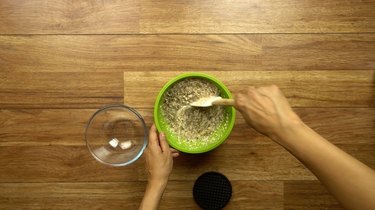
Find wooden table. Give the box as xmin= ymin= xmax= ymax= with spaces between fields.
xmin=0 ymin=1 xmax=374 ymax=209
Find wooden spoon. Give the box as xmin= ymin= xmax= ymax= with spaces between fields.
xmin=190 ymin=96 xmax=235 ymax=107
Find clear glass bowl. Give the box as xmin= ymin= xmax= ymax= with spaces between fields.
xmin=85 ymin=105 xmax=148 ymax=166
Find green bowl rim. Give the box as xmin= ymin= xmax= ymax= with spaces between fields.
xmin=153 ymin=72 xmax=236 ymax=154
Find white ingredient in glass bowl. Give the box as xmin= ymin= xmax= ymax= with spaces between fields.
xmin=120 ymin=140 xmax=132 ymax=150
xmin=109 ymin=138 xmax=119 ymax=148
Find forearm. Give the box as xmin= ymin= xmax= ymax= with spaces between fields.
xmin=272 ymin=122 xmax=375 ymax=210
xmin=139 ymin=180 xmax=168 ymax=210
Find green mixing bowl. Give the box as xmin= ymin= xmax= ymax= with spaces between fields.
xmin=154 ymin=72 xmax=236 ymax=154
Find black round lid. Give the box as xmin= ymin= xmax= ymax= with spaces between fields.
xmin=193 ymin=171 xmax=232 ymax=210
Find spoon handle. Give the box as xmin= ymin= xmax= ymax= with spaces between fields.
xmin=212 ymin=98 xmax=235 ymax=106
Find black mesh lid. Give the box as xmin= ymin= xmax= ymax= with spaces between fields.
xmin=193 ymin=171 xmax=232 ymax=210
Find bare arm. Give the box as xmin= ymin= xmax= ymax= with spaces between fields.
xmin=139 ymin=181 xmax=167 ymax=210
xmin=139 ymin=124 xmax=179 ymax=210
xmin=235 ymin=85 xmax=375 ymax=210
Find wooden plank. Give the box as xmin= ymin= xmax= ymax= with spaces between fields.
xmin=162 ymin=181 xmax=283 ymax=210
xmin=1 ymin=35 xmax=374 ymax=72
xmin=1 ymin=108 xmax=373 ymax=146
xmin=168 ymin=144 xmax=375 ymax=182
xmin=284 ymin=181 xmax=343 ymax=210
xmin=0 ymin=109 xmax=95 ymax=146
xmin=0 ymin=72 xmax=123 ymax=108
xmin=139 ymin=0 xmax=375 ymax=33
xmin=0 ymin=146 xmax=141 ymax=182
xmin=0 ymin=0 xmax=139 ymax=34
xmin=226 ymin=181 xmax=283 ymax=210
xmin=0 ymin=182 xmax=146 ymax=210
xmin=124 ymin=71 xmax=374 ymax=108
xmin=0 ymin=144 xmax=373 ymax=182
xmin=229 ymin=108 xmax=375 ymax=145
xmin=261 ymin=35 xmax=375 ymax=70
xmin=0 ymin=0 xmax=374 ymax=34
xmin=0 ymin=181 xmax=283 ymax=209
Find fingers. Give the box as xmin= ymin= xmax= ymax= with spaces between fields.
xmin=235 ymin=86 xmax=263 ymax=112
xmin=148 ymin=124 xmax=158 ymax=145
xmin=171 ymin=148 xmax=179 ymax=158
xmin=158 ymin=132 xmax=170 ymax=153
xmin=148 ymin=124 xmax=161 ymax=153
xmin=148 ymin=123 xmax=180 ymax=158
xmin=234 ymin=92 xmax=247 ymax=111
xmin=235 ymin=86 xmax=255 ymax=106
xmin=159 ymin=133 xmax=180 ymax=158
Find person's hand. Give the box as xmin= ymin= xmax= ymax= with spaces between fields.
xmin=144 ymin=124 xmax=179 ymax=185
xmin=139 ymin=124 xmax=179 ymax=210
xmin=234 ymin=85 xmax=302 ymax=137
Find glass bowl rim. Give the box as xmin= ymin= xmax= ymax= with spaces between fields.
xmin=85 ymin=104 xmax=148 ymax=167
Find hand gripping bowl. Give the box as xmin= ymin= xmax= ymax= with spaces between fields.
xmin=85 ymin=105 xmax=148 ymax=166
xmin=154 ymin=73 xmax=236 ymax=154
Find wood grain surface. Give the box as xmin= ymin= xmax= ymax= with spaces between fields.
xmin=124 ymin=71 xmax=375 ymax=108
xmin=0 ymin=181 xmax=282 ymax=209
xmin=284 ymin=181 xmax=343 ymax=210
xmin=139 ymin=0 xmax=375 ymax=34
xmin=1 ymin=0 xmax=374 ymax=209
xmin=1 ymin=0 xmax=374 ymax=34
xmin=0 ymin=144 xmax=373 ymax=183
xmin=1 ymin=35 xmax=374 ymax=72
xmin=0 ymin=0 xmax=140 ymax=34
xmin=0 ymin=180 xmax=344 ymax=209
xmin=0 ymin=72 xmax=123 ymax=108
xmin=1 ymin=108 xmax=373 ymax=146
